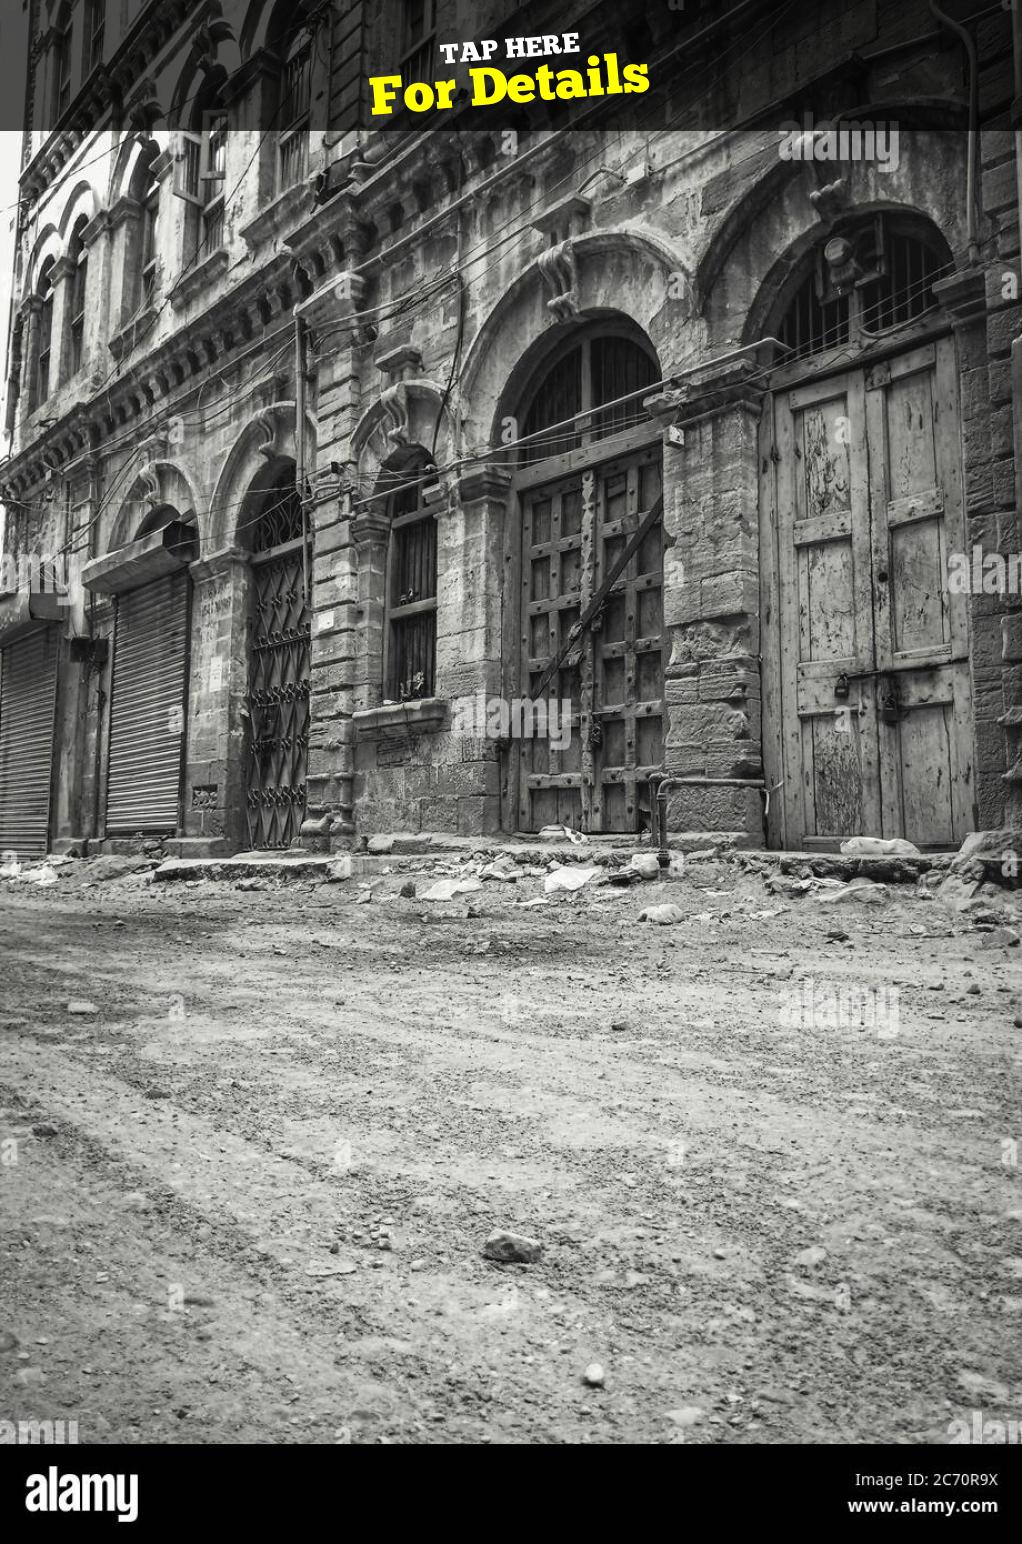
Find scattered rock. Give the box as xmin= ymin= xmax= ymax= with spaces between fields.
xmin=421 ymin=878 xmax=483 ymax=901
xmin=666 ymin=1405 xmax=704 ymax=1428
xmin=234 ymin=878 xmax=265 ymax=892
xmin=399 ymin=881 xmax=417 ymax=898
xmin=840 ymin=836 xmax=920 ymax=857
xmin=583 ymin=1363 xmax=605 ymax=1388
xmin=978 ymin=928 xmax=1020 ymax=949
xmin=816 ymin=881 xmax=889 ymax=906
xmin=67 ymin=1000 xmax=99 ymax=1016
xmin=966 ymin=983 xmax=981 ymax=996
xmin=629 ymin=853 xmax=660 ymax=880
xmin=638 ymin=904 xmax=685 ymax=925
xmin=792 ymin=1245 xmax=828 ymax=1268
xmin=325 ymin=856 xmax=353 ymax=882
xmin=30 ymin=1122 xmax=59 ymax=1138
xmin=544 ymin=866 xmax=599 ymax=894
xmin=0 ymin=1331 xmax=18 ymax=1353
xmin=482 ymin=1230 xmax=543 ymax=1264
xmin=305 ymin=1260 xmax=358 ymax=1277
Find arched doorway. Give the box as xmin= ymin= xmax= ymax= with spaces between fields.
xmin=105 ymin=507 xmax=197 ymax=836
xmin=759 ymin=215 xmax=974 ymax=849
xmin=241 ymin=459 xmax=310 ymax=849
xmin=507 ymin=319 xmax=664 ymax=834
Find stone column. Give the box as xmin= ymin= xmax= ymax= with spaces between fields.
xmin=47 ymin=254 xmax=74 ymax=388
xmin=297 ymin=260 xmax=370 ymax=849
xmin=16 ymin=297 xmax=40 ymax=435
xmin=184 ymin=546 xmax=252 ymax=854
xmin=653 ymin=357 xmax=766 ymax=842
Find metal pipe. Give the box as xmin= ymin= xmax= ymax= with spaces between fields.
xmin=650 ymin=773 xmax=769 ymax=867
xmin=294 ymin=311 xmax=309 ymax=601
xmin=928 ymin=0 xmax=980 ymax=266
xmin=1012 ymin=0 xmax=1022 ymax=265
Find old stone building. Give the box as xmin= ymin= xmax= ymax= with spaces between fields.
xmin=0 ymin=0 xmax=1020 ymax=856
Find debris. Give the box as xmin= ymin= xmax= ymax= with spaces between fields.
xmin=367 ymin=835 xmax=394 ymax=854
xmin=324 ymin=856 xmax=353 ymax=882
xmin=638 ymin=903 xmax=686 ymax=925
xmin=537 ymin=824 xmax=587 ymax=844
xmin=936 ymin=875 xmax=982 ymax=912
xmin=0 ymin=857 xmax=21 ymax=880
xmin=544 ymin=866 xmax=599 ymax=893
xmin=479 ymin=861 xmax=518 ymax=883
xmin=766 ymin=875 xmax=815 ymax=898
xmin=421 ymin=877 xmax=484 ymax=901
xmin=583 ymin=1363 xmax=606 ymax=1387
xmin=666 ymin=1405 xmax=704 ymax=1428
xmin=815 ymin=881 xmax=889 ymax=906
xmin=629 ymin=853 xmax=660 ymax=880
xmin=235 ymin=878 xmax=265 ymax=892
xmin=481 ymin=1230 xmax=543 ymax=1264
xmin=978 ymin=928 xmax=1020 ymax=949
xmin=356 ymin=891 xmax=373 ymax=905
xmin=610 ymin=1021 xmax=628 ymax=1032
xmin=605 ymin=867 xmax=643 ymax=887
xmin=840 ymin=836 xmax=920 ymax=857
xmin=792 ymin=1245 xmax=828 ymax=1267
xmin=305 ymin=1259 xmax=358 ymax=1277
xmin=23 ymin=864 xmax=59 ymax=886
xmin=825 ymin=929 xmax=849 ymax=942
xmin=67 ymin=1000 xmax=99 ymax=1016
xmin=966 ymin=983 xmax=981 ymax=996
xmin=515 ymin=896 xmax=551 ymax=908
xmin=30 ymin=1122 xmax=58 ymax=1138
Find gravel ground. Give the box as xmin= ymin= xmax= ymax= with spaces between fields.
xmin=1 ymin=852 xmax=1021 ymax=1445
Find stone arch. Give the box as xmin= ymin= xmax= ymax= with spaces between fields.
xmin=693 ymin=130 xmax=972 ymax=350
xmin=25 ymin=224 xmax=61 ymax=295
xmin=208 ymin=401 xmax=317 ymax=552
xmin=108 ymin=130 xmax=169 ymax=202
xmin=351 ymin=381 xmax=458 ymax=498
xmin=107 ymin=462 xmax=200 ymax=555
xmin=56 ymin=180 xmax=98 ymax=241
xmin=459 ymin=228 xmax=690 ymax=457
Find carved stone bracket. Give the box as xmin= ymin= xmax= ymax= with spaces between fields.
xmin=538 ymin=241 xmax=579 ymax=320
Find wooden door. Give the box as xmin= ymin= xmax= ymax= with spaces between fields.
xmin=864 ymin=340 xmax=973 ymax=846
xmin=765 ymin=339 xmax=973 ymax=850
xmin=517 ymin=444 xmax=664 ymax=833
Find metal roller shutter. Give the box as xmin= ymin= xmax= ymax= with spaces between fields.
xmin=0 ymin=628 xmax=59 ymax=856
xmin=106 ymin=570 xmax=189 ymax=834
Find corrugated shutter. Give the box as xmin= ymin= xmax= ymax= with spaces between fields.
xmin=0 ymin=628 xmax=59 ymax=856
xmin=106 ymin=570 xmax=189 ymax=834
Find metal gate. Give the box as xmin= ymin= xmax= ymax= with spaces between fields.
xmin=246 ymin=534 xmax=310 ymax=849
xmin=0 ymin=627 xmax=59 ymax=856
xmin=106 ymin=570 xmax=190 ymax=834
xmin=518 ymin=444 xmax=664 ymax=833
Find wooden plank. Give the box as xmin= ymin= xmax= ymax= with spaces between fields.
xmin=759 ymin=391 xmax=787 ymax=849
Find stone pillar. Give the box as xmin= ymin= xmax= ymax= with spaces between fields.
xmin=47 ymin=254 xmax=74 ymax=388
xmin=16 ymin=298 xmax=40 ymax=435
xmin=654 ymin=358 xmax=766 ymax=842
xmin=183 ymin=546 xmax=252 ymax=854
xmin=934 ymin=267 xmax=1010 ymax=826
xmin=297 ymin=261 xmax=369 ymax=849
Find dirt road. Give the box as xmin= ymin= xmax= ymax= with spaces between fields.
xmin=2 ymin=853 xmax=1021 ymax=1445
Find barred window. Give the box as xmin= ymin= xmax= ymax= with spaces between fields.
xmin=279 ymin=34 xmax=311 ymax=191
xmin=520 ymin=326 xmax=658 ymax=464
xmin=384 ymin=457 xmax=438 ymax=701
xmin=67 ymin=215 xmax=88 ymax=377
xmin=777 ymin=218 xmax=948 ymax=364
xmin=35 ymin=259 xmax=54 ymax=406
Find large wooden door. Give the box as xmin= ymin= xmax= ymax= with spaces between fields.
xmin=766 ymin=337 xmax=973 ymax=850
xmin=517 ymin=444 xmax=664 ymax=833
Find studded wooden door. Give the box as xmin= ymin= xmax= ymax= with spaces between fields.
xmin=518 ymin=444 xmax=664 ymax=833
xmin=246 ymin=528 xmax=311 ymax=850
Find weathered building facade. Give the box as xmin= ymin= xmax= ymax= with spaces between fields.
xmin=1 ymin=0 xmax=1020 ymax=856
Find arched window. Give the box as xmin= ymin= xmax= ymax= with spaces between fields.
xmin=128 ymin=138 xmax=161 ymax=312
xmin=380 ymin=448 xmax=438 ymax=701
xmin=249 ymin=466 xmax=304 ymax=553
xmin=178 ymin=84 xmax=228 ymax=262
xmin=777 ymin=216 xmax=950 ymax=364
xmin=35 ymin=259 xmax=55 ymax=406
xmin=519 ymin=325 xmax=659 ymax=463
xmin=83 ymin=0 xmax=105 ymax=76
xmin=278 ymin=28 xmax=311 ymax=190
xmin=66 ymin=214 xmax=89 ymax=377
xmin=54 ymin=3 xmax=73 ymax=118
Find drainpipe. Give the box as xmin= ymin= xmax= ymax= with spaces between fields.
xmin=294 ymin=311 xmax=309 ymax=600
xmin=928 ymin=0 xmax=979 ymax=266
xmin=1013 ymin=0 xmax=1022 ymax=264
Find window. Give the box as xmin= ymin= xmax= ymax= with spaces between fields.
xmin=178 ymin=114 xmax=227 ymax=261
xmin=67 ymin=216 xmax=88 ymax=376
xmin=384 ymin=456 xmax=437 ymax=700
xmin=777 ymin=218 xmax=949 ymax=364
xmin=279 ymin=33 xmax=311 ymax=190
xmin=54 ymin=3 xmax=73 ymax=118
xmin=35 ymin=260 xmax=55 ymax=405
xmin=83 ymin=0 xmax=105 ymax=75
xmin=136 ymin=142 xmax=160 ymax=308
xmin=401 ymin=0 xmax=436 ymax=82
xmin=520 ymin=327 xmax=659 ymax=464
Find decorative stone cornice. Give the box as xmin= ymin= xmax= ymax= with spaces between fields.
xmin=457 ymin=466 xmax=512 ymax=504
xmin=168 ymin=248 xmax=230 ymax=312
xmin=932 ymin=268 xmax=987 ymax=327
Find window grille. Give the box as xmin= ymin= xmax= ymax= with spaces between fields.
xmin=520 ymin=331 xmax=658 ymax=463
